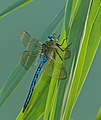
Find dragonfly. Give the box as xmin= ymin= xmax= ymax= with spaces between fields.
xmin=20 ymin=32 xmax=71 ymax=112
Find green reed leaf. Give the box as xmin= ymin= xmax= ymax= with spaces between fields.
xmin=0 ymin=0 xmax=32 ymax=19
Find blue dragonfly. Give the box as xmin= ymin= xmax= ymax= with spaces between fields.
xmin=20 ymin=32 xmax=71 ymax=112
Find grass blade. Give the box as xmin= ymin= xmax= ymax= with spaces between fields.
xmin=50 ymin=0 xmax=73 ymax=119
xmin=76 ymin=0 xmax=101 ymax=96
xmin=49 ymin=84 xmax=59 ymax=120
xmin=43 ymin=0 xmax=73 ymax=118
xmin=96 ymin=107 xmax=101 ymax=120
xmin=63 ymin=0 xmax=101 ymax=119
xmin=0 ymin=63 xmax=26 ymax=107
xmin=0 ymin=0 xmax=32 ymax=19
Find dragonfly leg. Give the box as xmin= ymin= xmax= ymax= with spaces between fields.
xmin=57 ymin=43 xmax=72 ymax=51
xmin=57 ymin=34 xmax=60 ymax=39
xmin=65 ymin=43 xmax=72 ymax=49
xmin=57 ymin=45 xmax=65 ymax=51
xmin=56 ymin=43 xmax=72 ymax=59
xmin=55 ymin=49 xmax=63 ymax=61
xmin=57 ymin=38 xmax=67 ymax=46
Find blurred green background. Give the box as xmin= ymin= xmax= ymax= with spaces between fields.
xmin=0 ymin=0 xmax=101 ymax=120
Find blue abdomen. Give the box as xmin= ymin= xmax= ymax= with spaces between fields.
xmin=23 ymin=54 xmax=47 ymax=112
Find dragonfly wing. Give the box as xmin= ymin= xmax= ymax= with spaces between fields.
xmin=63 ymin=47 xmax=71 ymax=59
xmin=20 ymin=51 xmax=38 ymax=70
xmin=59 ymin=64 xmax=67 ymax=79
xmin=20 ymin=31 xmax=41 ymax=51
xmin=44 ymin=60 xmax=67 ymax=79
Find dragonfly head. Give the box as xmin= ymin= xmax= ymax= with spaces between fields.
xmin=48 ymin=33 xmax=60 ymax=42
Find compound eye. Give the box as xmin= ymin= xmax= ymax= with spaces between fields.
xmin=48 ymin=35 xmax=55 ymax=40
